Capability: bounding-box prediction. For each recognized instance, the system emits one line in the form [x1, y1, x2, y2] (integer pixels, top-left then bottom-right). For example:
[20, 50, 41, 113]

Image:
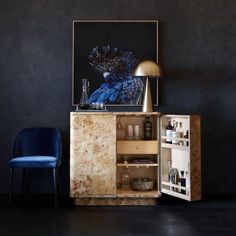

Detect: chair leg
[57, 168, 62, 194]
[21, 168, 27, 195]
[53, 168, 57, 206]
[9, 168, 13, 206]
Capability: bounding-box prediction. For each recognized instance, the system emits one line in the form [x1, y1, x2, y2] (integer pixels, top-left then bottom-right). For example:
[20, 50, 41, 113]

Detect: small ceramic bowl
[132, 178, 154, 191]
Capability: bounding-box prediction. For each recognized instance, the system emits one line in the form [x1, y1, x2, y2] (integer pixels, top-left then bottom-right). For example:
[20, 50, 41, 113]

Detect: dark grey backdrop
[0, 0, 235, 197]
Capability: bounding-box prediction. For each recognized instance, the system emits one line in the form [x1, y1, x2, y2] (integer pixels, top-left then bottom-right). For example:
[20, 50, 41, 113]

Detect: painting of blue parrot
[88, 45, 144, 105]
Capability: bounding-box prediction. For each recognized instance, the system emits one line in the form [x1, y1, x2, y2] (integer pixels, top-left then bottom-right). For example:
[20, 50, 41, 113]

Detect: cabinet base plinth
[73, 198, 158, 206]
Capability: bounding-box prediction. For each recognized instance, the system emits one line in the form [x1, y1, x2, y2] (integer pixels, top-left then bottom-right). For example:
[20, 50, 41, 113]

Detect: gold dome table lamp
[133, 60, 162, 112]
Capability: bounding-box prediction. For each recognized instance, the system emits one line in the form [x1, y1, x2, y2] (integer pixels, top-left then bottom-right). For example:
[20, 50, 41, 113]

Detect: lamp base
[142, 78, 153, 112]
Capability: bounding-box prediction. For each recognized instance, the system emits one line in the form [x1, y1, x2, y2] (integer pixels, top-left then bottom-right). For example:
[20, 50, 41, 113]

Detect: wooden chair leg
[9, 168, 13, 206]
[53, 168, 57, 206]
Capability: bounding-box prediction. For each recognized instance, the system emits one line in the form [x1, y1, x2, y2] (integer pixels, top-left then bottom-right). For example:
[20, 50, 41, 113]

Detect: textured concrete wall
[0, 0, 235, 195]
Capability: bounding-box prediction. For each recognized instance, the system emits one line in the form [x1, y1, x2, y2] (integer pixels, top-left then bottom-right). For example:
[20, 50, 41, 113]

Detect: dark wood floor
[0, 195, 236, 236]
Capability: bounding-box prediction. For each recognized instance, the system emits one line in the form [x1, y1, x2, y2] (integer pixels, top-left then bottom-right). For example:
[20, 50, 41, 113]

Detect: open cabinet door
[160, 114, 201, 201]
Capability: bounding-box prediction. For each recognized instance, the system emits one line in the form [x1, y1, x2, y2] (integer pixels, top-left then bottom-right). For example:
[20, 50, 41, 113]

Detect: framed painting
[72, 20, 158, 108]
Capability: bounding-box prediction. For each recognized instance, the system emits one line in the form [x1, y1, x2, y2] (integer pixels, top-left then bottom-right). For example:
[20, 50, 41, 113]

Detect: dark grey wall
[0, 0, 235, 196]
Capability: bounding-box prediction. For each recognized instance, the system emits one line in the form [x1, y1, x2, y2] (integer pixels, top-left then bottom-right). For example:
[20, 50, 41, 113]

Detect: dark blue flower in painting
[88, 45, 144, 105]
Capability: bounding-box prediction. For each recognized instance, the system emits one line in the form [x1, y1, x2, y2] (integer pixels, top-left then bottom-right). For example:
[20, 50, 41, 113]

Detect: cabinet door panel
[160, 114, 201, 201]
[70, 113, 116, 197]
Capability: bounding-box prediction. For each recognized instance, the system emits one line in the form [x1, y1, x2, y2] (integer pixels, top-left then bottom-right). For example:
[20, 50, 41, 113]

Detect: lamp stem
[142, 77, 153, 112]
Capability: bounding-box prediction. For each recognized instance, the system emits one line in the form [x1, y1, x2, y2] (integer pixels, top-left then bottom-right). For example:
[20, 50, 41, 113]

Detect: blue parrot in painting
[88, 45, 144, 105]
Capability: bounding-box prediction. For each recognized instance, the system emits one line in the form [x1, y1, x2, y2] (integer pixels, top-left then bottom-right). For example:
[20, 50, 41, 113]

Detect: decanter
[79, 78, 89, 109]
[121, 167, 131, 189]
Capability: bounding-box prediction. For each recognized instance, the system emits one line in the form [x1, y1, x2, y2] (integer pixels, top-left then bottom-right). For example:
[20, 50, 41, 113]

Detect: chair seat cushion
[8, 156, 60, 168]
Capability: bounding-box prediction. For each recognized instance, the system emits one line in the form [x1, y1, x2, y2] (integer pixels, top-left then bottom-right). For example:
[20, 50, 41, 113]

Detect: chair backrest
[13, 127, 62, 159]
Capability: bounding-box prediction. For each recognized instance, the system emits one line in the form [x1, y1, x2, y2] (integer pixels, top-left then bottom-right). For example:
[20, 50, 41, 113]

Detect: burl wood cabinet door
[70, 113, 116, 197]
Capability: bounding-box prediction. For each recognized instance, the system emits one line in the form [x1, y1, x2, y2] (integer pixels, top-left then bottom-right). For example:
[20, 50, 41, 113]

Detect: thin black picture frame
[72, 20, 158, 108]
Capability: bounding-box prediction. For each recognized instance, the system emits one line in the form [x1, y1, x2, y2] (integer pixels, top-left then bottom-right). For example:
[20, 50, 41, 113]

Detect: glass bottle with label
[144, 116, 152, 140]
[178, 122, 184, 138]
[184, 130, 189, 146]
[166, 120, 173, 144]
[172, 120, 179, 145]
[177, 122, 184, 145]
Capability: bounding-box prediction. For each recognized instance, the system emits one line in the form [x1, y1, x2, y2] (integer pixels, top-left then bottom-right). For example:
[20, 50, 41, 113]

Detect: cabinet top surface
[71, 111, 161, 116]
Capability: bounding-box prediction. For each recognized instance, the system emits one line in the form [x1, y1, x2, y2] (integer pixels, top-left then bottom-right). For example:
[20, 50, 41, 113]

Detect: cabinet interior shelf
[161, 136, 189, 141]
[162, 181, 188, 191]
[162, 143, 190, 150]
[161, 188, 190, 201]
[117, 163, 158, 168]
[117, 189, 161, 198]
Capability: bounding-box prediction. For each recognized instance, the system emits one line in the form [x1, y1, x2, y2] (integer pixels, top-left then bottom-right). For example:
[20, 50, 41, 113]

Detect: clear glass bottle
[79, 78, 90, 109]
[166, 120, 173, 144]
[172, 120, 179, 145]
[178, 122, 184, 138]
[121, 167, 131, 189]
[177, 122, 184, 145]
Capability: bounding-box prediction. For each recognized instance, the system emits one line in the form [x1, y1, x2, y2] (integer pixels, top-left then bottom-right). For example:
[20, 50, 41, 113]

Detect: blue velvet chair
[8, 127, 62, 206]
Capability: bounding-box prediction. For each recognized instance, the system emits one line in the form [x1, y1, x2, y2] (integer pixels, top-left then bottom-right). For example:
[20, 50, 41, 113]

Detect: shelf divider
[117, 163, 158, 168]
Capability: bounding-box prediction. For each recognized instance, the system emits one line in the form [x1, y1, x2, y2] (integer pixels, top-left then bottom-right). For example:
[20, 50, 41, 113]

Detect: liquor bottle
[144, 116, 152, 140]
[183, 130, 189, 146]
[178, 122, 184, 138]
[165, 120, 173, 144]
[178, 171, 186, 194]
[177, 122, 183, 145]
[172, 120, 179, 145]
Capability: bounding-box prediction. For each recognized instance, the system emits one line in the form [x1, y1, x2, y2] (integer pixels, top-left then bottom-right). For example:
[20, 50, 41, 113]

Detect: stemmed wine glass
[117, 117, 125, 130]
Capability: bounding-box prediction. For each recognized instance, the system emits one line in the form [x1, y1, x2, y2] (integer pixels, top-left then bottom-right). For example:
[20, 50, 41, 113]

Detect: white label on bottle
[172, 131, 178, 144]
[166, 130, 172, 142]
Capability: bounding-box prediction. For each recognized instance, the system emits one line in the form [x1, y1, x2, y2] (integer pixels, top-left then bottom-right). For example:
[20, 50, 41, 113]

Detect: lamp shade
[133, 60, 162, 112]
[133, 60, 161, 77]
